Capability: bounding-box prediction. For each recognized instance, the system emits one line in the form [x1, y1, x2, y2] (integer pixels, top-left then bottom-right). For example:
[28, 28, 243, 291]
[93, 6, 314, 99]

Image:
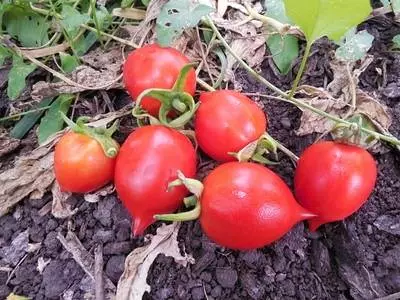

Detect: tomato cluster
[54, 44, 377, 250]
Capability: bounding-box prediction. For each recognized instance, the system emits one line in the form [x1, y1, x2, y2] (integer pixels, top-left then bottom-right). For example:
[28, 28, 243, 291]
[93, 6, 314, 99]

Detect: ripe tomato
[294, 141, 377, 231]
[114, 125, 197, 235]
[54, 132, 116, 193]
[195, 90, 267, 162]
[200, 162, 312, 250]
[123, 44, 197, 116]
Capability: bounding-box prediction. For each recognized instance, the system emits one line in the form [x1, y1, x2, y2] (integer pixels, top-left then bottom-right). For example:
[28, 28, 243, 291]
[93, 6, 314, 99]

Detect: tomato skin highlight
[123, 44, 197, 116]
[195, 90, 267, 162]
[54, 132, 116, 193]
[200, 162, 312, 250]
[294, 141, 377, 231]
[114, 125, 197, 236]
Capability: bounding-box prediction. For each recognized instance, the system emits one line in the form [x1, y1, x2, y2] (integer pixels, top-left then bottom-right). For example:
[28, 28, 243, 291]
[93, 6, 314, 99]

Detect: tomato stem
[206, 17, 400, 149]
[289, 42, 312, 98]
[155, 197, 201, 222]
[60, 112, 119, 158]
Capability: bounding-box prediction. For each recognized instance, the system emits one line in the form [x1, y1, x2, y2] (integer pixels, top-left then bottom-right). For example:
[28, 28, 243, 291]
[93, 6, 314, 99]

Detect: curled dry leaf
[31, 47, 123, 100]
[116, 223, 194, 300]
[0, 147, 54, 217]
[51, 182, 78, 219]
[84, 184, 115, 203]
[37, 257, 51, 274]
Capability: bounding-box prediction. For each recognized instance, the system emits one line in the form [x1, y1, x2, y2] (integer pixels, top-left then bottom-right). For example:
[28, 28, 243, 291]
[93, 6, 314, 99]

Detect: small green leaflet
[60, 52, 80, 73]
[264, 0, 299, 74]
[283, 0, 372, 42]
[392, 34, 400, 49]
[392, 0, 400, 13]
[156, 0, 214, 46]
[7, 56, 36, 100]
[141, 0, 150, 6]
[38, 94, 74, 144]
[335, 28, 374, 62]
[0, 45, 11, 66]
[267, 35, 299, 74]
[3, 7, 49, 47]
[73, 32, 98, 56]
[61, 5, 90, 37]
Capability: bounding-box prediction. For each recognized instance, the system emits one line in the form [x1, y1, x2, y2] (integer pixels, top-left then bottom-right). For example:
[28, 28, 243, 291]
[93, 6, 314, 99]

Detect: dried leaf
[37, 257, 51, 274]
[0, 129, 20, 159]
[0, 230, 29, 266]
[0, 147, 54, 216]
[84, 184, 114, 203]
[57, 231, 116, 299]
[116, 223, 194, 300]
[51, 182, 78, 219]
[6, 294, 29, 300]
[112, 8, 146, 20]
[31, 47, 123, 100]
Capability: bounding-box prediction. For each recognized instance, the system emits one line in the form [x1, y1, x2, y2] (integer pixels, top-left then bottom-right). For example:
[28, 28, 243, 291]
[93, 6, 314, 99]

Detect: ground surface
[1, 10, 400, 300]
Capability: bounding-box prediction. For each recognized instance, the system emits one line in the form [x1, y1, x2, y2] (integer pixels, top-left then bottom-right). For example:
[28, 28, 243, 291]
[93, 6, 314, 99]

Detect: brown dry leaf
[58, 231, 116, 299]
[116, 223, 194, 300]
[355, 90, 391, 130]
[31, 47, 123, 100]
[84, 184, 114, 203]
[0, 129, 20, 160]
[112, 8, 146, 20]
[51, 182, 78, 219]
[0, 147, 54, 217]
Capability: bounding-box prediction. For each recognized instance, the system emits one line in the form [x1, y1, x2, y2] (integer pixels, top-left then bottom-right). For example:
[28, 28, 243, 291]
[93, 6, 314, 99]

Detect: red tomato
[123, 44, 197, 116]
[114, 125, 197, 235]
[195, 90, 267, 162]
[294, 141, 377, 231]
[200, 162, 313, 250]
[54, 132, 116, 193]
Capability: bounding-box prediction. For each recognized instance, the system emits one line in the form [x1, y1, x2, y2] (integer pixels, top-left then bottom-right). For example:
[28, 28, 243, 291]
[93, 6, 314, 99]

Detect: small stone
[280, 117, 292, 129]
[93, 197, 116, 227]
[191, 286, 205, 300]
[103, 242, 132, 255]
[275, 273, 287, 282]
[215, 268, 238, 288]
[105, 255, 126, 283]
[93, 230, 114, 244]
[44, 231, 60, 252]
[200, 272, 212, 283]
[46, 219, 58, 233]
[211, 286, 222, 298]
[42, 260, 69, 299]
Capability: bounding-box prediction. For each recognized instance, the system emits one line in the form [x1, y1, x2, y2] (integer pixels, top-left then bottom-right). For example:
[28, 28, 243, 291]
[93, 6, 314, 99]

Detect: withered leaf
[51, 182, 78, 219]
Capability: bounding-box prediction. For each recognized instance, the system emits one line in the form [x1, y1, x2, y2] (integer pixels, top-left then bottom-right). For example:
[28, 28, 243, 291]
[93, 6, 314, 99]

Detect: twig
[0, 106, 52, 123]
[196, 26, 215, 86]
[375, 292, 400, 300]
[94, 244, 105, 300]
[80, 24, 139, 48]
[6, 254, 28, 284]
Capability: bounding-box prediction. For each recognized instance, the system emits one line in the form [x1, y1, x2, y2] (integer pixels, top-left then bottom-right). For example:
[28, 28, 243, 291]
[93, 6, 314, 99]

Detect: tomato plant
[195, 90, 267, 162]
[54, 115, 119, 193]
[114, 125, 197, 236]
[123, 43, 197, 116]
[157, 162, 313, 250]
[294, 141, 377, 231]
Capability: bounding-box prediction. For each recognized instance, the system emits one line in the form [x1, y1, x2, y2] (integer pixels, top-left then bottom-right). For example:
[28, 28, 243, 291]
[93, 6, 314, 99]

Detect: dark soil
[1, 10, 400, 300]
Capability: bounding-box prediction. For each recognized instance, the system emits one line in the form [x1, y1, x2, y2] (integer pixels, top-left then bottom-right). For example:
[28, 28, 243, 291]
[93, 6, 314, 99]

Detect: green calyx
[155, 171, 203, 222]
[132, 63, 198, 129]
[331, 113, 380, 148]
[230, 133, 299, 164]
[60, 112, 119, 158]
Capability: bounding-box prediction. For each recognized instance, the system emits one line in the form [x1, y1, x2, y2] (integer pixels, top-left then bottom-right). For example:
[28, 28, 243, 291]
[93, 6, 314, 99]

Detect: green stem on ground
[206, 17, 400, 147]
[0, 106, 52, 123]
[289, 42, 312, 98]
[80, 24, 139, 48]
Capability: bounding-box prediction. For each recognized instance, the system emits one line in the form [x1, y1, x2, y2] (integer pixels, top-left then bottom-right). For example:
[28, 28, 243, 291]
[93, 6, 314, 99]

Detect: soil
[1, 8, 400, 300]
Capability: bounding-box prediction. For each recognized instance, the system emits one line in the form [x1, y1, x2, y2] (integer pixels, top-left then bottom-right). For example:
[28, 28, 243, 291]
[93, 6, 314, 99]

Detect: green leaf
[392, 34, 400, 49]
[264, 0, 291, 23]
[156, 0, 214, 46]
[0, 45, 11, 66]
[392, 0, 400, 13]
[267, 34, 299, 74]
[335, 28, 374, 62]
[73, 32, 98, 56]
[38, 94, 74, 144]
[122, 0, 135, 8]
[10, 97, 54, 139]
[95, 6, 112, 30]
[60, 52, 80, 73]
[7, 56, 36, 100]
[380, 0, 390, 7]
[283, 0, 372, 42]
[61, 5, 90, 37]
[141, 0, 150, 6]
[265, 0, 299, 74]
[3, 8, 49, 47]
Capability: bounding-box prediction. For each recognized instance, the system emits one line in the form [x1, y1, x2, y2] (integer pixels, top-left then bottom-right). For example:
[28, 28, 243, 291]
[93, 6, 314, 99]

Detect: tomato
[199, 162, 313, 250]
[123, 44, 197, 116]
[195, 90, 267, 162]
[114, 125, 197, 236]
[294, 141, 377, 231]
[54, 132, 116, 193]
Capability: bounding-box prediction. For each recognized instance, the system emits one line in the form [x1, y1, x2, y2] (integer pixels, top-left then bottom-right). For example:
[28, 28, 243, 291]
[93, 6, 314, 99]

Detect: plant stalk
[289, 42, 312, 98]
